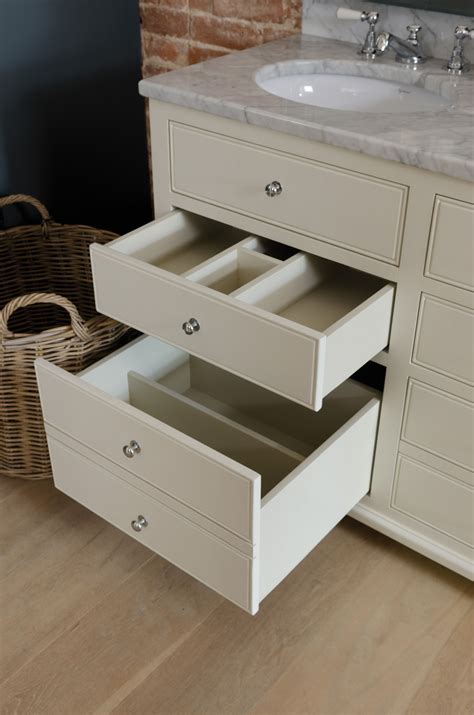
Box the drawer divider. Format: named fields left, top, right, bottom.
left=128, top=371, right=304, bottom=497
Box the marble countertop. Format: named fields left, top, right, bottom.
left=139, top=34, right=474, bottom=183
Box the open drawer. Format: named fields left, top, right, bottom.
left=36, top=336, right=380, bottom=614
left=90, top=210, right=394, bottom=410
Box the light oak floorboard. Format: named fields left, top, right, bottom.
left=0, top=557, right=221, bottom=715
left=111, top=521, right=392, bottom=715
left=405, top=605, right=474, bottom=715
left=0, top=476, right=28, bottom=505
left=247, top=546, right=472, bottom=715
left=1, top=481, right=472, bottom=715
left=0, top=480, right=152, bottom=684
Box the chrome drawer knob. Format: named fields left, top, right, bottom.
left=265, top=180, right=283, bottom=197
left=131, top=515, right=148, bottom=532
left=182, top=317, right=200, bottom=335
left=123, top=440, right=141, bottom=458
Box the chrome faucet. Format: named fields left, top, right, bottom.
left=376, top=29, right=426, bottom=65
left=446, top=26, right=473, bottom=74
left=337, top=8, right=426, bottom=65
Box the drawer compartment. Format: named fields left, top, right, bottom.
left=425, top=196, right=474, bottom=292
left=392, top=454, right=473, bottom=546
left=90, top=209, right=394, bottom=410
left=36, top=335, right=380, bottom=613
left=412, top=294, right=474, bottom=386
left=401, top=379, right=474, bottom=472
left=169, top=122, right=408, bottom=265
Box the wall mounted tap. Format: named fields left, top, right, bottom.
left=336, top=7, right=380, bottom=60
left=376, top=30, right=426, bottom=65
left=446, top=26, right=474, bottom=74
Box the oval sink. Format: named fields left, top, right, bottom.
left=256, top=73, right=451, bottom=114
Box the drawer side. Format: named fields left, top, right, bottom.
left=259, top=397, right=380, bottom=601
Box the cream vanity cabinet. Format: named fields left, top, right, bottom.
left=36, top=99, right=474, bottom=613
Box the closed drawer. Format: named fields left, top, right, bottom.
left=412, top=294, right=474, bottom=386
left=90, top=209, right=394, bottom=410
left=36, top=335, right=380, bottom=614
left=392, top=454, right=473, bottom=546
left=169, top=123, right=408, bottom=265
left=425, top=195, right=474, bottom=292
left=401, top=379, right=474, bottom=471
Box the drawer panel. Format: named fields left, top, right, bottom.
left=37, top=335, right=380, bottom=613
left=413, top=294, right=474, bottom=386
left=169, top=123, right=408, bottom=265
left=36, top=339, right=260, bottom=545
left=401, top=379, right=474, bottom=471
left=425, top=195, right=474, bottom=292
left=48, top=437, right=256, bottom=612
left=90, top=209, right=394, bottom=410
left=392, top=454, right=474, bottom=546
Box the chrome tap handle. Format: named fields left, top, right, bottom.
left=360, top=11, right=380, bottom=59
left=406, top=25, right=422, bottom=47
left=336, top=8, right=379, bottom=59
left=447, top=26, right=473, bottom=74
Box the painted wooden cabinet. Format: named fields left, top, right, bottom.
left=36, top=99, right=474, bottom=612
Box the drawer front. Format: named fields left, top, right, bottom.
left=35, top=356, right=260, bottom=544
left=91, top=247, right=319, bottom=407
left=401, top=379, right=474, bottom=471
left=169, top=122, right=408, bottom=265
left=392, top=454, right=474, bottom=546
left=48, top=437, right=257, bottom=613
left=413, top=294, right=474, bottom=386
left=425, top=195, right=474, bottom=292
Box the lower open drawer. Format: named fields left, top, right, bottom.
left=36, top=336, right=380, bottom=614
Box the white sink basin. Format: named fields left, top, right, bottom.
left=257, top=73, right=450, bottom=114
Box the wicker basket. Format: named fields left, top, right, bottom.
left=0, top=194, right=133, bottom=480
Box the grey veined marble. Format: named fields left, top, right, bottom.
left=303, top=0, right=474, bottom=63
left=139, top=34, right=474, bottom=182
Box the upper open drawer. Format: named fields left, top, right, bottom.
left=91, top=210, right=394, bottom=410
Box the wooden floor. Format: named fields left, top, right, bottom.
left=0, top=477, right=472, bottom=715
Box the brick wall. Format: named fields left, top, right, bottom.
left=140, top=0, right=302, bottom=78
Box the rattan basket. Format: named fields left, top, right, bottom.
left=0, top=194, right=133, bottom=480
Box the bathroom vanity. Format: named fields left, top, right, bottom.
left=36, top=35, right=474, bottom=613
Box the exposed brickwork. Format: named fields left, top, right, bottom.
left=140, top=0, right=302, bottom=78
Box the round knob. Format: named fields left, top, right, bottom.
left=265, top=181, right=283, bottom=197
left=131, top=515, right=148, bottom=532
left=182, top=317, right=200, bottom=335
left=123, top=440, right=141, bottom=458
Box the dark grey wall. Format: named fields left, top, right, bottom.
left=375, top=1, right=474, bottom=15
left=0, top=0, right=152, bottom=233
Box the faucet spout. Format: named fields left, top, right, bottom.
left=376, top=31, right=426, bottom=65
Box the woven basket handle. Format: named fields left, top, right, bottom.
left=0, top=194, right=51, bottom=222
left=0, top=293, right=89, bottom=341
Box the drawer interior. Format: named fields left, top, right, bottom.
left=185, top=244, right=280, bottom=295
left=110, top=212, right=246, bottom=276
left=82, top=337, right=379, bottom=499
left=235, top=254, right=387, bottom=332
